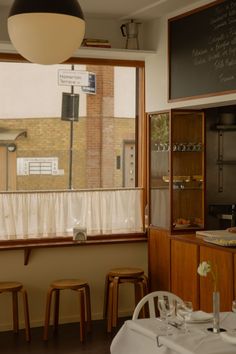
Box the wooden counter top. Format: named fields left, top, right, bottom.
left=170, top=232, right=236, bottom=253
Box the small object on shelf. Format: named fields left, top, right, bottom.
left=172, top=142, right=202, bottom=152
left=82, top=38, right=111, bottom=48
left=174, top=216, right=203, bottom=229
left=192, top=175, right=203, bottom=182
left=174, top=218, right=191, bottom=229
left=162, top=175, right=169, bottom=183
left=120, top=19, right=141, bottom=50
left=174, top=223, right=190, bottom=229
left=215, top=124, right=236, bottom=130
left=219, top=113, right=236, bottom=125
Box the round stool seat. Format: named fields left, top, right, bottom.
left=108, top=267, right=144, bottom=278
left=0, top=281, right=23, bottom=292
left=50, top=279, right=88, bottom=290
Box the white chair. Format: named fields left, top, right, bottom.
left=132, top=291, right=184, bottom=319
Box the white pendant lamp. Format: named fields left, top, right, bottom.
left=8, top=0, right=85, bottom=65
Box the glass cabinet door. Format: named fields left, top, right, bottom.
left=150, top=112, right=170, bottom=229
left=149, top=110, right=205, bottom=232
left=171, top=110, right=204, bottom=231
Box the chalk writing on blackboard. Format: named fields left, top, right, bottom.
left=169, top=0, right=236, bottom=100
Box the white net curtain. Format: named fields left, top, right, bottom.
left=0, top=188, right=143, bottom=240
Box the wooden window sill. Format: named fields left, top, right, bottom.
left=0, top=232, right=147, bottom=265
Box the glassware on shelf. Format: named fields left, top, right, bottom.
left=172, top=142, right=202, bottom=152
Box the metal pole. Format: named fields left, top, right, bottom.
left=68, top=64, right=74, bottom=190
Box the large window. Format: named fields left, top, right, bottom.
left=0, top=62, right=138, bottom=191
left=0, top=56, right=146, bottom=241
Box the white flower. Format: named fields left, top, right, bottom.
left=197, top=261, right=218, bottom=292
left=197, top=261, right=211, bottom=277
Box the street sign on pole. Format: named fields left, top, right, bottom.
left=58, top=70, right=96, bottom=94
left=58, top=70, right=89, bottom=86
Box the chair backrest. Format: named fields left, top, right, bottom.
left=132, top=291, right=184, bottom=320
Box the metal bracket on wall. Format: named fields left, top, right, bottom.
left=217, top=130, right=224, bottom=193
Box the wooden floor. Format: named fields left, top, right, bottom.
left=0, top=319, right=126, bottom=354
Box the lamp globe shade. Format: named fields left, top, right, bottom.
left=8, top=0, right=85, bottom=65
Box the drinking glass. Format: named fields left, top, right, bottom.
left=158, top=298, right=175, bottom=331
left=232, top=300, right=236, bottom=313
left=177, top=301, right=193, bottom=332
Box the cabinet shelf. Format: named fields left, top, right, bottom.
left=215, top=125, right=236, bottom=131
left=217, top=160, right=236, bottom=165
left=173, top=187, right=203, bottom=191
left=173, top=150, right=202, bottom=153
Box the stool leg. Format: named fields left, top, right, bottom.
left=78, top=289, right=85, bottom=343
left=53, top=289, right=60, bottom=333
left=43, top=287, right=54, bottom=341
left=103, top=274, right=109, bottom=319
left=12, top=291, right=19, bottom=334
left=84, top=284, right=92, bottom=332
left=135, top=280, right=146, bottom=318
left=112, top=276, right=119, bottom=328
left=142, top=275, right=149, bottom=295
left=134, top=280, right=142, bottom=306
left=20, top=288, right=31, bottom=342
left=140, top=275, right=149, bottom=318
left=107, top=281, right=113, bottom=333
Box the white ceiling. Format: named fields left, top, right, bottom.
left=1, top=0, right=202, bottom=20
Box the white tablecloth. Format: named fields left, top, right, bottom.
left=110, top=312, right=236, bottom=354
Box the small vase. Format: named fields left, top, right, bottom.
left=212, top=291, right=220, bottom=333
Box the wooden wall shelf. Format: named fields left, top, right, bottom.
left=0, top=233, right=147, bottom=266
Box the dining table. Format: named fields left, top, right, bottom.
left=110, top=312, right=236, bottom=354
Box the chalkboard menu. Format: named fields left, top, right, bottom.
left=169, top=0, right=236, bottom=100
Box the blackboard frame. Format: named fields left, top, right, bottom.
left=168, top=0, right=236, bottom=101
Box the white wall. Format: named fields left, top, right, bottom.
left=0, top=242, right=147, bottom=330
left=114, top=67, right=136, bottom=118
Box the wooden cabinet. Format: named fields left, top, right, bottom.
left=149, top=229, right=236, bottom=312
left=199, top=245, right=234, bottom=312
left=148, top=228, right=170, bottom=291
left=149, top=110, right=205, bottom=232
left=171, top=239, right=199, bottom=309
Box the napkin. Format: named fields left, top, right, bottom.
left=221, top=330, right=236, bottom=344
left=186, top=311, right=213, bottom=322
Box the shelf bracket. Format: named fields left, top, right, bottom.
left=24, top=248, right=31, bottom=266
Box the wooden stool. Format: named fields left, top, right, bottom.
left=43, top=279, right=92, bottom=343
left=103, top=267, right=148, bottom=332
left=0, top=281, right=30, bottom=342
